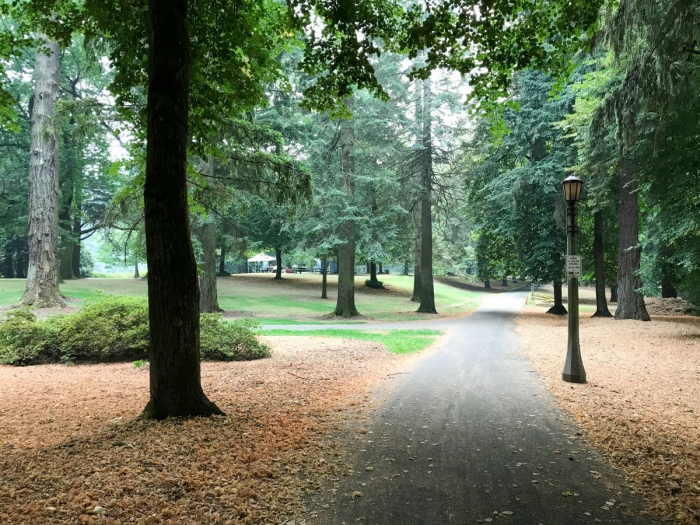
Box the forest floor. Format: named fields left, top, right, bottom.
left=517, top=287, right=700, bottom=525
left=0, top=335, right=435, bottom=524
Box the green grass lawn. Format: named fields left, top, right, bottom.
left=0, top=273, right=484, bottom=322
left=261, top=328, right=443, bottom=354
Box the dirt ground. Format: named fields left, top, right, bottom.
left=0, top=336, right=428, bottom=525
left=516, top=288, right=700, bottom=525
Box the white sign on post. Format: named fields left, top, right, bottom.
left=567, top=255, right=582, bottom=278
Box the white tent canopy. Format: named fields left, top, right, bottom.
left=247, top=252, right=276, bottom=263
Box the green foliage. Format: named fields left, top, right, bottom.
left=0, top=296, right=269, bottom=365
left=200, top=316, right=270, bottom=361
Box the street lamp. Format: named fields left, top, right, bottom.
left=562, top=175, right=586, bottom=383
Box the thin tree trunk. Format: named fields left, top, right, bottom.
left=592, top=210, right=612, bottom=317
left=142, top=0, right=223, bottom=419
left=610, top=284, right=618, bottom=303
left=275, top=246, right=282, bottom=280
left=403, top=259, right=409, bottom=276
left=615, top=162, right=650, bottom=321
left=502, top=276, right=508, bottom=287
left=198, top=221, right=222, bottom=313
left=411, top=75, right=422, bottom=302
left=378, top=262, right=383, bottom=274
left=547, top=281, right=567, bottom=315
left=218, top=243, right=227, bottom=275
left=72, top=206, right=82, bottom=278
left=417, top=75, right=436, bottom=314
left=21, top=37, right=64, bottom=307
left=334, top=100, right=359, bottom=317
left=321, top=254, right=328, bottom=299
left=134, top=258, right=140, bottom=279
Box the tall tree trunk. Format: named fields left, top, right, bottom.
left=368, top=261, right=382, bottom=287
left=592, top=210, right=612, bottom=317
left=72, top=207, right=82, bottom=278
left=610, top=284, right=618, bottom=303
left=615, top=162, right=650, bottom=321
left=334, top=101, right=359, bottom=317
left=198, top=221, right=222, bottom=313
left=142, top=0, right=223, bottom=419
left=484, top=279, right=491, bottom=289
left=134, top=257, right=140, bottom=279
left=411, top=75, right=422, bottom=302
left=21, top=37, right=63, bottom=307
left=417, top=75, right=436, bottom=313
left=378, top=262, right=383, bottom=274
left=275, top=246, right=283, bottom=280
left=547, top=281, right=567, bottom=315
left=403, top=259, right=409, bottom=276
left=321, top=253, right=328, bottom=299
left=218, top=243, right=227, bottom=275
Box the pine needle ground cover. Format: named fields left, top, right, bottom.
left=517, top=295, right=700, bottom=525
left=0, top=336, right=425, bottom=524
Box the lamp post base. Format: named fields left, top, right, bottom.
left=562, top=372, right=586, bottom=383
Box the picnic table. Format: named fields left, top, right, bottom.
left=295, top=266, right=307, bottom=273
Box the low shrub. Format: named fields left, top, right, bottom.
left=0, top=295, right=269, bottom=365
left=364, top=279, right=385, bottom=289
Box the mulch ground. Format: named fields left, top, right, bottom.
left=0, top=336, right=416, bottom=525
left=516, top=295, right=700, bottom=525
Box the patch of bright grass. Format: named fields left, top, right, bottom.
left=261, top=328, right=442, bottom=354
left=252, top=318, right=366, bottom=325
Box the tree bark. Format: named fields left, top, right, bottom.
left=502, top=276, right=508, bottom=287
left=134, top=257, right=140, bottom=279
left=417, top=75, right=436, bottom=314
left=321, top=253, right=328, bottom=299
left=610, top=284, right=618, bottom=303
left=547, top=281, right=567, bottom=315
left=615, top=162, right=650, bottom=321
left=484, top=280, right=491, bottom=289
left=378, top=262, right=383, bottom=274
left=411, top=76, right=422, bottom=302
left=334, top=102, right=359, bottom=317
left=198, top=221, right=222, bottom=313
left=661, top=282, right=677, bottom=299
left=218, top=243, right=227, bottom=275
left=274, top=246, right=283, bottom=280
left=72, top=208, right=82, bottom=278
left=21, top=37, right=64, bottom=308
left=592, top=210, right=612, bottom=317
left=142, top=0, right=223, bottom=419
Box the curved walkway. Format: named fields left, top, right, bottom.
left=304, top=291, right=658, bottom=524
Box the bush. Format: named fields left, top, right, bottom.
left=364, top=279, right=384, bottom=289
left=0, top=295, right=269, bottom=365
left=200, top=316, right=270, bottom=361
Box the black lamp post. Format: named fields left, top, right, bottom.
left=562, top=175, right=586, bottom=383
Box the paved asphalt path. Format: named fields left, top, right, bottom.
left=304, top=291, right=659, bottom=525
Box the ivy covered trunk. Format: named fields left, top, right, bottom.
left=199, top=221, right=222, bottom=313
left=21, top=37, right=64, bottom=308
left=547, top=280, right=567, bottom=315
left=615, top=163, right=650, bottom=321
left=321, top=254, right=328, bottom=299
left=417, top=76, right=436, bottom=314
left=142, top=0, right=223, bottom=419
left=592, top=210, right=612, bottom=317
left=274, top=247, right=282, bottom=280
left=334, top=104, right=359, bottom=317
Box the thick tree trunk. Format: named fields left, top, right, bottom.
left=592, top=210, right=612, bottom=317
left=218, top=243, right=227, bottom=275
left=21, top=37, right=64, bottom=307
left=321, top=253, right=328, bottom=299
left=610, top=284, right=618, bottom=303
left=417, top=76, right=436, bottom=314
left=484, top=280, right=491, bottom=289
left=198, top=221, right=222, bottom=313
left=275, top=246, right=283, bottom=280
left=142, top=0, right=223, bottom=419
left=368, top=261, right=382, bottom=287
left=615, top=162, right=650, bottom=321
left=547, top=281, right=567, bottom=315
left=334, top=103, right=359, bottom=317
